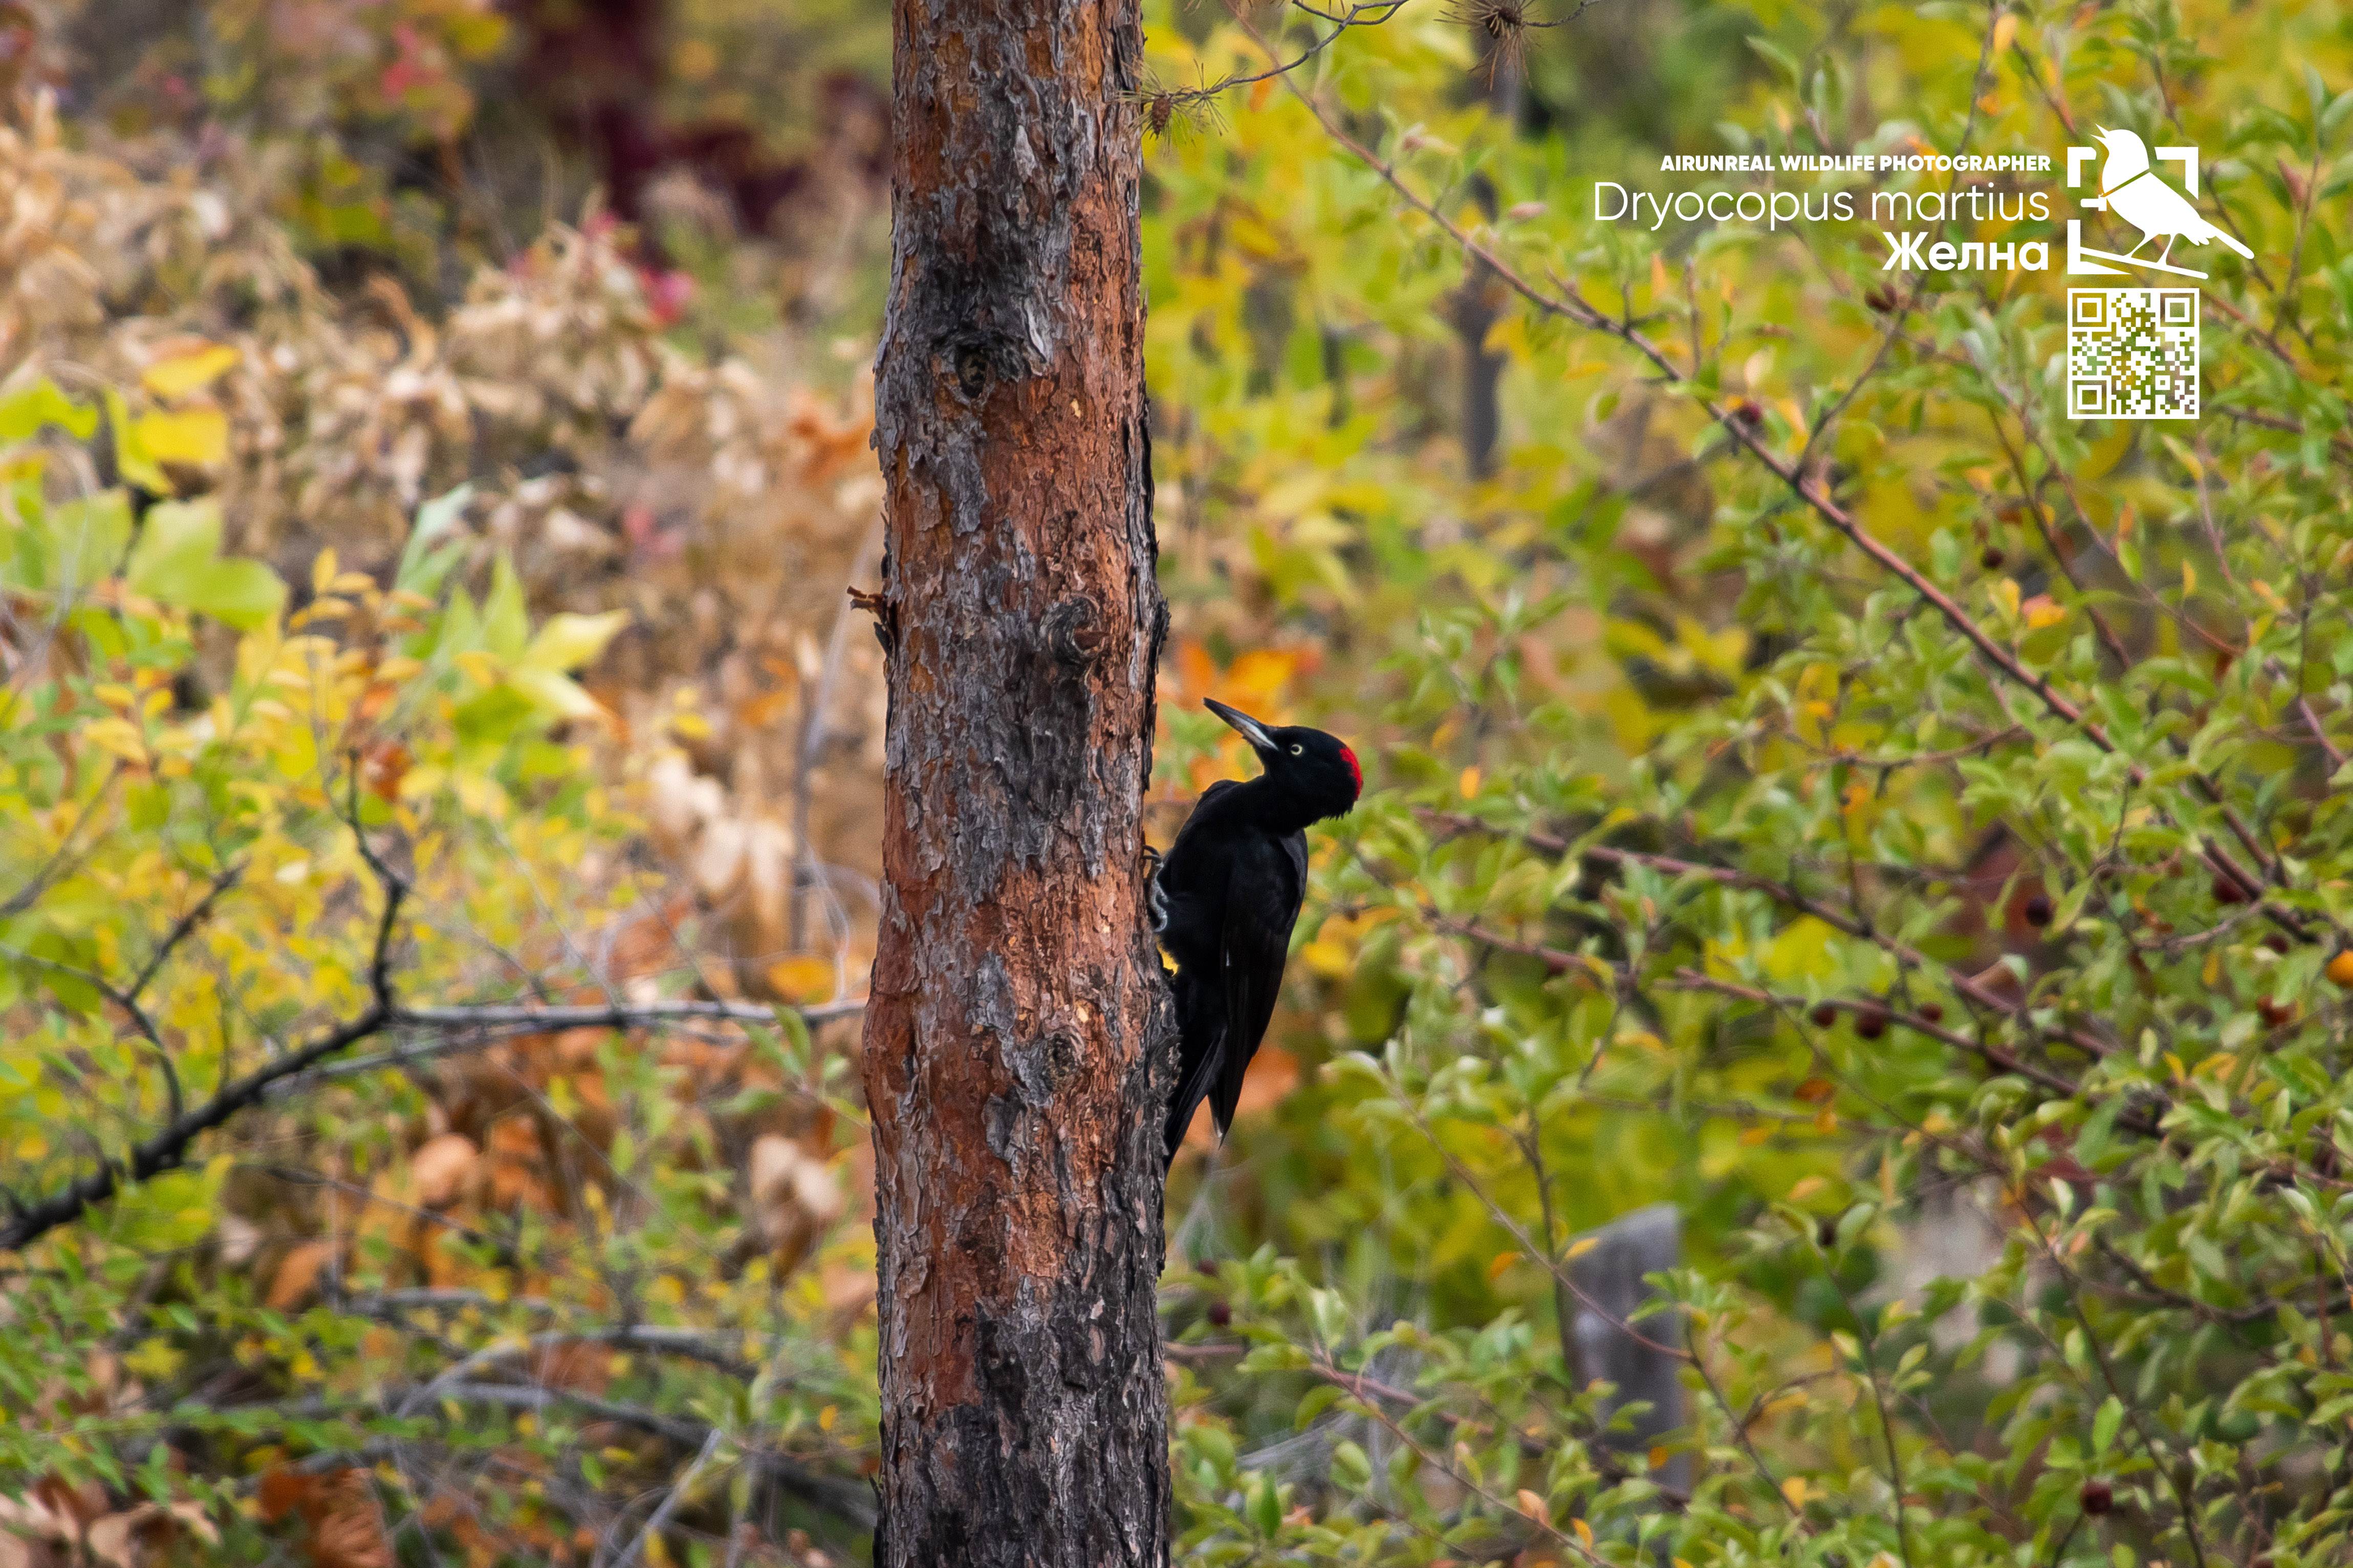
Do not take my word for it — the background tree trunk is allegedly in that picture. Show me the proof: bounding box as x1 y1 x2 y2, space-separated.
862 0 1170 1560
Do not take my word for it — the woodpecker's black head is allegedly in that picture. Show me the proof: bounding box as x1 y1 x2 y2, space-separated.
1205 698 1362 825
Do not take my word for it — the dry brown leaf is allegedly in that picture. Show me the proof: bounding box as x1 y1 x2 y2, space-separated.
408 1134 480 1209
266 1241 331 1311
0 1490 72 1568
85 1501 217 1568
259 1469 392 1568
748 1135 845 1274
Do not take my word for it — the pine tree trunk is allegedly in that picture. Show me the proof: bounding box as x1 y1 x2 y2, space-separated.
862 0 1170 1559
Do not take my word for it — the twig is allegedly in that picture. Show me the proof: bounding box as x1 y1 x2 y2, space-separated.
1273 64 2317 946
1417 807 2117 1063
609 1426 725 1568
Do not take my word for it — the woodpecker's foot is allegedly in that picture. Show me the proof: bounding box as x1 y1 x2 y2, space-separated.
1142 845 1169 935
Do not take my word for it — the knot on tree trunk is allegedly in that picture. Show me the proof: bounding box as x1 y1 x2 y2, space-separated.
1045 595 1106 671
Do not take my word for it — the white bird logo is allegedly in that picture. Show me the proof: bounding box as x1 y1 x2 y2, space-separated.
2090 126 2253 269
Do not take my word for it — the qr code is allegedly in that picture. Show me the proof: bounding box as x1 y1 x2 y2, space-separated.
2068 289 2198 419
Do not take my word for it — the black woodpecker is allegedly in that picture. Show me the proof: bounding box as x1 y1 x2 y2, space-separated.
1151 698 1361 1167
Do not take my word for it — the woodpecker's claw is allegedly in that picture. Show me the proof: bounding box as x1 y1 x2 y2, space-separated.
1143 845 1169 935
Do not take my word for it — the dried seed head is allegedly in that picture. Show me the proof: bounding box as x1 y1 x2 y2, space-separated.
1477 0 1527 36
1448 0 1532 81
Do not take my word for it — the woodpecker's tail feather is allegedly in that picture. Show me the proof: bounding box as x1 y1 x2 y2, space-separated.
1163 967 1225 1171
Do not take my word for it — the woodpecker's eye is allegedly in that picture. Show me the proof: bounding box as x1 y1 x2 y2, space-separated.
1290 743 1303 755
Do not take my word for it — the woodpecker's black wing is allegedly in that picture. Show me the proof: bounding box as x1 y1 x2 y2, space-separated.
1205 829 1307 1139
1158 780 1244 1164
1157 781 1240 888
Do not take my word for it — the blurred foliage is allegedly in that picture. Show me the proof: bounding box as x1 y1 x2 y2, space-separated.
1145 0 2353 1565
8 0 2353 1563
3 1 891 1559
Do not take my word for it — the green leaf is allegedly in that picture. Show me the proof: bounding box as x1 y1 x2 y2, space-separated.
42 491 136 592
0 379 99 444
398 483 475 597
1330 1439 1372 1489
126 500 286 630
483 553 529 659
104 387 168 494
2093 1395 2123 1456
1248 1472 1282 1537
522 610 630 673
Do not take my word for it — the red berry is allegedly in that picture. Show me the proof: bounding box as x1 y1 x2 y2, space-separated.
1917 1001 1944 1023
1854 1009 1887 1041
1195 1257 1219 1277
1980 545 2005 569
2024 893 2053 927
1816 1218 1838 1247
2079 1478 2112 1516
2213 876 2247 905
1809 1002 1837 1028
1206 1299 1232 1328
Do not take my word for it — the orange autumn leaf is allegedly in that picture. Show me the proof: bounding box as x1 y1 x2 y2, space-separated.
266 1242 331 1311
408 1133 480 1209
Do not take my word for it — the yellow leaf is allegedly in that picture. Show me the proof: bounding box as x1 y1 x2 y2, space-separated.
124 1336 186 1380
1515 1489 1550 1527
312 549 339 594
140 342 240 399
1781 1474 1812 1508
1300 939 1350 978
818 1404 838 1431
1481 313 1531 362
1488 1250 1521 1282
1990 11 2017 51
1564 1235 1599 1262
83 716 148 764
133 407 229 469
1571 1516 1595 1549
454 649 503 688
2182 561 2197 597
2022 595 2066 630
524 609 630 673
768 955 836 1004
1458 765 1483 800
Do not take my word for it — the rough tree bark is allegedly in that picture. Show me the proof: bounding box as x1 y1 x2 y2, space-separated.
862 0 1170 1560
